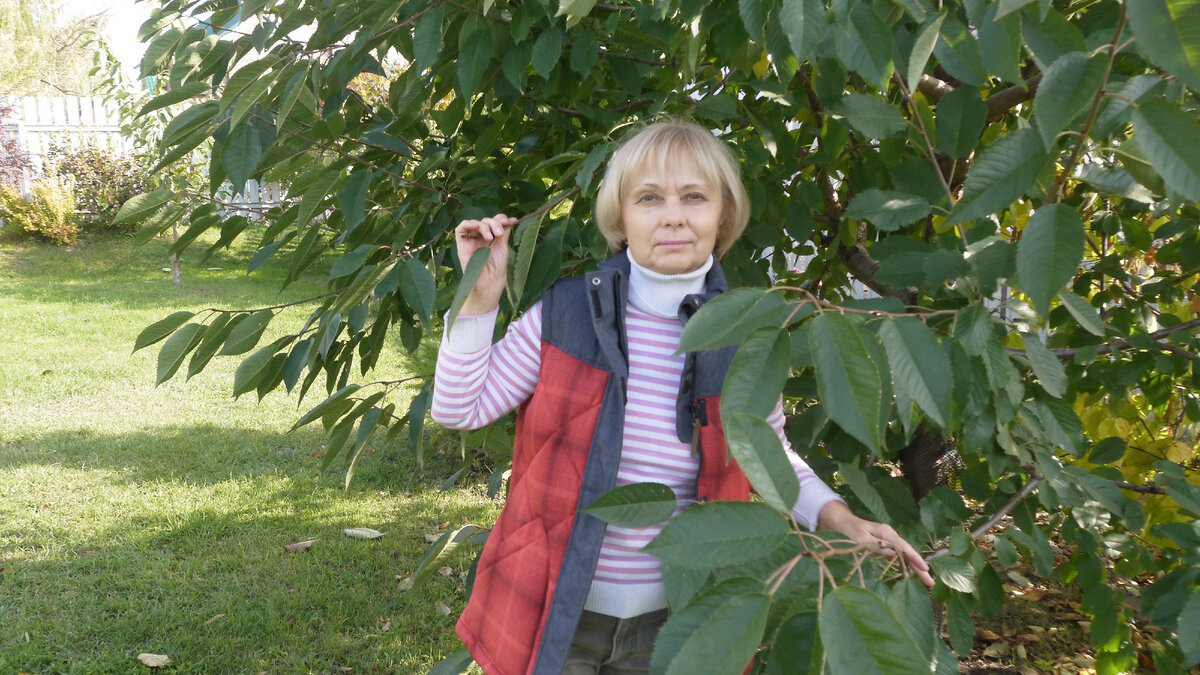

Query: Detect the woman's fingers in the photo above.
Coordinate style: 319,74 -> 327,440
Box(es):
456,214 -> 518,242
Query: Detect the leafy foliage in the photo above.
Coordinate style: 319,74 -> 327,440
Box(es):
0,99 -> 30,189
125,0 -> 1200,671
0,177 -> 79,245
47,141 -> 154,228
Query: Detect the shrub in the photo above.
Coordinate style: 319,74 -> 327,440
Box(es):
0,100 -> 30,189
47,141 -> 152,228
0,178 -> 80,245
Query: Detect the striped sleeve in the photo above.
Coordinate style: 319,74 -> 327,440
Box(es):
766,401 -> 845,530
430,302 -> 543,430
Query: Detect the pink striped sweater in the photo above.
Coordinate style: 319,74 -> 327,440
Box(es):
431,258 -> 842,618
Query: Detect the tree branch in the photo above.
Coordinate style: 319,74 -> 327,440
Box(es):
1016,317 -> 1200,360
838,243 -> 918,303
985,72 -> 1043,124
929,475 -> 1043,559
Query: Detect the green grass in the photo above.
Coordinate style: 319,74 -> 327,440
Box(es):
0,229 -> 499,673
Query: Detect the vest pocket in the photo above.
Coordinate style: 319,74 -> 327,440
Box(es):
460,518 -> 549,673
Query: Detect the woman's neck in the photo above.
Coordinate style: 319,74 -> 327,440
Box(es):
626,249 -> 712,319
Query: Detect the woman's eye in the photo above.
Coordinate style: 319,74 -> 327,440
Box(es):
637,193 -> 658,203
685,193 -> 706,201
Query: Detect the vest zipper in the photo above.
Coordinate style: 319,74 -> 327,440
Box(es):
690,397 -> 708,458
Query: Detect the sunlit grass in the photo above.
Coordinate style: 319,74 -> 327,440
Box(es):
0,230 -> 497,673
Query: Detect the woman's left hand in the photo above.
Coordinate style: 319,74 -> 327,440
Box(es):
817,501 -> 935,588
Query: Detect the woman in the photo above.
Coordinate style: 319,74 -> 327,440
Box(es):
431,120 -> 932,675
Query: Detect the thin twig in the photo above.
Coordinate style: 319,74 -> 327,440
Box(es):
929,475 -> 1043,558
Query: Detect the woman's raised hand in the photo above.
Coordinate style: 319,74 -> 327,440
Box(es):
455,213 -> 518,317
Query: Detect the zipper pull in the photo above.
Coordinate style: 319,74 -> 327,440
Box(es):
690,398 -> 707,457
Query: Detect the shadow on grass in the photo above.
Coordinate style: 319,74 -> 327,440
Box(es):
0,424 -> 492,673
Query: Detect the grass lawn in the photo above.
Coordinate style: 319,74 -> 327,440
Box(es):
0,229 -> 499,673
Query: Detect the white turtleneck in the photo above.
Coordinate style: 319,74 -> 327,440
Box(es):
625,249 -> 713,319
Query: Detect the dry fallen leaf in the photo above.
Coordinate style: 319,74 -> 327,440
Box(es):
437,566 -> 454,577
285,539 -> 315,552
204,613 -> 226,625
978,629 -> 1002,640
343,527 -> 385,539
137,653 -> 171,668
438,521 -> 450,529
982,642 -> 1010,657
396,576 -> 414,592
423,533 -> 441,543
381,621 -> 391,632
435,601 -> 452,616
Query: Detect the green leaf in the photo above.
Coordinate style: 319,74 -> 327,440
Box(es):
138,81 -> 209,116
650,578 -> 770,675
724,413 -> 799,513
936,86 -> 987,159
113,188 -> 177,226
845,189 -> 931,232
294,165 -> 343,231
456,24 -> 493,98
1015,203 -> 1085,316
557,0 -> 598,27
953,302 -> 993,356
722,326 -> 790,421
1074,164 -> 1157,203
219,310 -> 273,356
291,384 -> 361,431
678,289 -> 792,352
576,143 -> 610,193
837,462 -> 889,522
397,258 -> 436,329
1033,52 -> 1108,149
879,317 -> 952,428
1125,0 -> 1200,92
976,4 -> 1024,85
838,4 -> 893,90
946,128 -> 1048,225
781,0 -> 826,63
946,591 -> 974,654
338,171 -> 374,232
532,28 -> 563,80
580,482 -> 678,528
1177,590 -> 1200,666
222,124 -> 263,196
134,311 -> 196,352
447,247 -> 491,329
1088,437 -> 1127,464
887,578 -> 937,659
140,27 -> 182,76
330,245 -> 375,281
1131,100 -> 1200,201
187,312 -> 238,378
233,342 -> 278,397
156,323 -> 204,385
819,585 -> 930,675
217,56 -> 281,114
809,313 -> 884,452
427,649 -> 473,675
412,524 -> 481,590
739,0 -> 767,42
413,6 -> 443,70
929,556 -> 976,592
905,11 -> 946,88
1021,333 -> 1067,397
644,502 -> 791,568
933,18 -> 987,86
838,94 -> 909,140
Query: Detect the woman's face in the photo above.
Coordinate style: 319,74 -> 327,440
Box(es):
620,155 -> 723,275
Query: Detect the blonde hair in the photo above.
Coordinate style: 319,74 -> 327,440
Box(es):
594,120 -> 749,258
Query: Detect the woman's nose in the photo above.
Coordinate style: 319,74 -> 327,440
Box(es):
660,198 -> 684,226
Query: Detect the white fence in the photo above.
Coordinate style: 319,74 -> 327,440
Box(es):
2,95 -> 281,215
